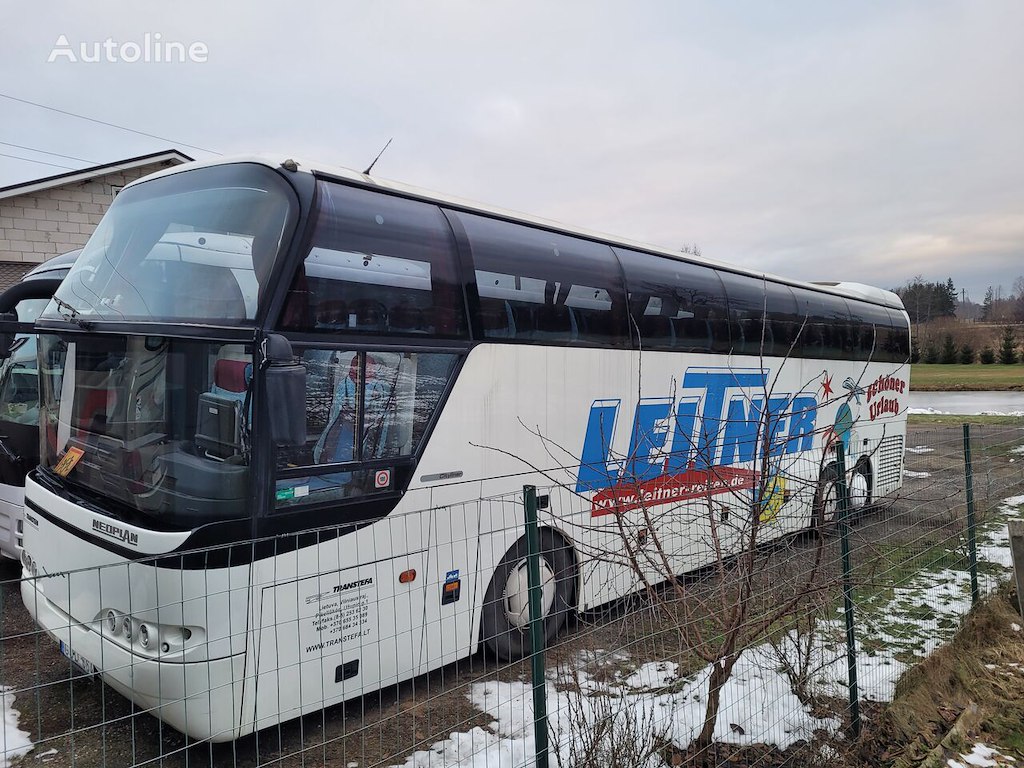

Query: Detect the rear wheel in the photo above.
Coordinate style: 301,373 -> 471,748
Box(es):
849,459 -> 873,514
481,531 -> 576,661
814,459 -> 873,532
812,463 -> 840,533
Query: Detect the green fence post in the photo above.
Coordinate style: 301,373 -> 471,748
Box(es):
523,485 -> 549,766
963,424 -> 980,605
835,447 -> 861,738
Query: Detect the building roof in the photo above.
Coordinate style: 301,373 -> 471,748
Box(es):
0,149 -> 193,201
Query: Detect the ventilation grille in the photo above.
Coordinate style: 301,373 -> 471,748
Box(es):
876,434 -> 904,487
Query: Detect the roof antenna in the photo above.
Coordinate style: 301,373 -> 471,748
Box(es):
363,138 -> 393,176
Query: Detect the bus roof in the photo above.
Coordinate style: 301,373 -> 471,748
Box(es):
124,155 -> 906,312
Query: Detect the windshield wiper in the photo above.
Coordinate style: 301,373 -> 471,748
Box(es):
0,435 -> 20,465
52,297 -> 93,330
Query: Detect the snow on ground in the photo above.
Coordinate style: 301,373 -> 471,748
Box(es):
0,688 -> 32,767
399,495 -> 1024,767
907,446 -> 936,454
908,407 -> 948,415
402,656 -> 841,767
948,742 -> 1018,767
904,470 -> 932,478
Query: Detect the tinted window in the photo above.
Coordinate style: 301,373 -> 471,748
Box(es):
280,183 -> 468,338
276,348 -> 458,508
452,212 -> 628,346
615,248 -> 729,352
885,307 -> 911,363
792,289 -> 851,360
720,273 -> 804,358
764,283 -> 801,358
849,301 -> 890,362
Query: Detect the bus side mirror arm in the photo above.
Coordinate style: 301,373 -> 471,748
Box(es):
262,334 -> 307,448
0,311 -> 17,360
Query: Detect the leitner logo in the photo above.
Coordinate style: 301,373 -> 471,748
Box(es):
576,368 -> 818,516
92,519 -> 139,547
333,577 -> 373,593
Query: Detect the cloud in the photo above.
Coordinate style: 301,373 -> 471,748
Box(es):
1,0 -> 1021,302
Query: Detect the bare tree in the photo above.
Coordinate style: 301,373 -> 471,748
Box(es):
477,312 -> 898,762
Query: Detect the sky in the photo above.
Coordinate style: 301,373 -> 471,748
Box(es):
1,1 -> 1021,304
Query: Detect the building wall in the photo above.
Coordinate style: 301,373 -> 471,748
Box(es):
0,160 -> 180,287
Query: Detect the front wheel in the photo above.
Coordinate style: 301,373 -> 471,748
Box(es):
481,531 -> 576,661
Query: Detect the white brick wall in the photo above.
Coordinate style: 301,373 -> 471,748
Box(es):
0,161 -> 180,266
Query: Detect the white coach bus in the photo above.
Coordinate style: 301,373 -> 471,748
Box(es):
19,157 -> 910,742
0,250 -> 77,559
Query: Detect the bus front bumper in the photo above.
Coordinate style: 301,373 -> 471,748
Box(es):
21,577 -> 248,743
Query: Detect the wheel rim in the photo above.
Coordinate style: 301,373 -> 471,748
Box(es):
849,472 -> 869,509
502,558 -> 556,628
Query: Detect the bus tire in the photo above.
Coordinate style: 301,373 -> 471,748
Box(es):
812,463 -> 840,533
850,459 -> 873,515
481,530 -> 576,661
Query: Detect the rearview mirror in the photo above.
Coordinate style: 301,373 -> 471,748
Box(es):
263,334 -> 306,447
0,311 -> 17,360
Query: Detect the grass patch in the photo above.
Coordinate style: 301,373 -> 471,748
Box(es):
855,540 -> 968,610
910,364 -> 1024,391
865,584 -> 1024,764
908,413 -> 1024,426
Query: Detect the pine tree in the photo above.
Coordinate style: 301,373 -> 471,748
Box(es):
998,326 -> 1018,364
979,346 -> 996,364
943,278 -> 957,316
923,344 -> 940,364
983,287 -> 994,321
940,334 -> 958,364
958,342 -> 975,364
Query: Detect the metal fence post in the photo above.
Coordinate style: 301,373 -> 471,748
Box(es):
1009,521 -> 1024,617
963,424 -> 980,605
835,447 -> 861,738
523,485 -> 549,766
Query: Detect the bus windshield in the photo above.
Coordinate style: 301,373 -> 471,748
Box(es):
41,163 -> 298,326
38,333 -> 253,528
0,297 -> 50,427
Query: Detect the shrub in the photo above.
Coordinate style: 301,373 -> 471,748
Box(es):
958,343 -> 975,364
923,344 -> 940,364
979,346 -> 996,364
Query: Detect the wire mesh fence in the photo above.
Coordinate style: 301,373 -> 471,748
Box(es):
0,420 -> 1021,767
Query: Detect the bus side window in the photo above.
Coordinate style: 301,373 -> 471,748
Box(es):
614,247 -> 728,353
886,308 -> 911,363
278,182 -> 468,339
274,349 -> 459,509
453,212 -> 630,347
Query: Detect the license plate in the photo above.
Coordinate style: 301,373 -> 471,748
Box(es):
59,640 -> 97,677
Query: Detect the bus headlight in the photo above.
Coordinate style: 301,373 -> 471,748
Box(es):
95,609 -> 201,656
105,610 -> 122,636
21,550 -> 37,578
